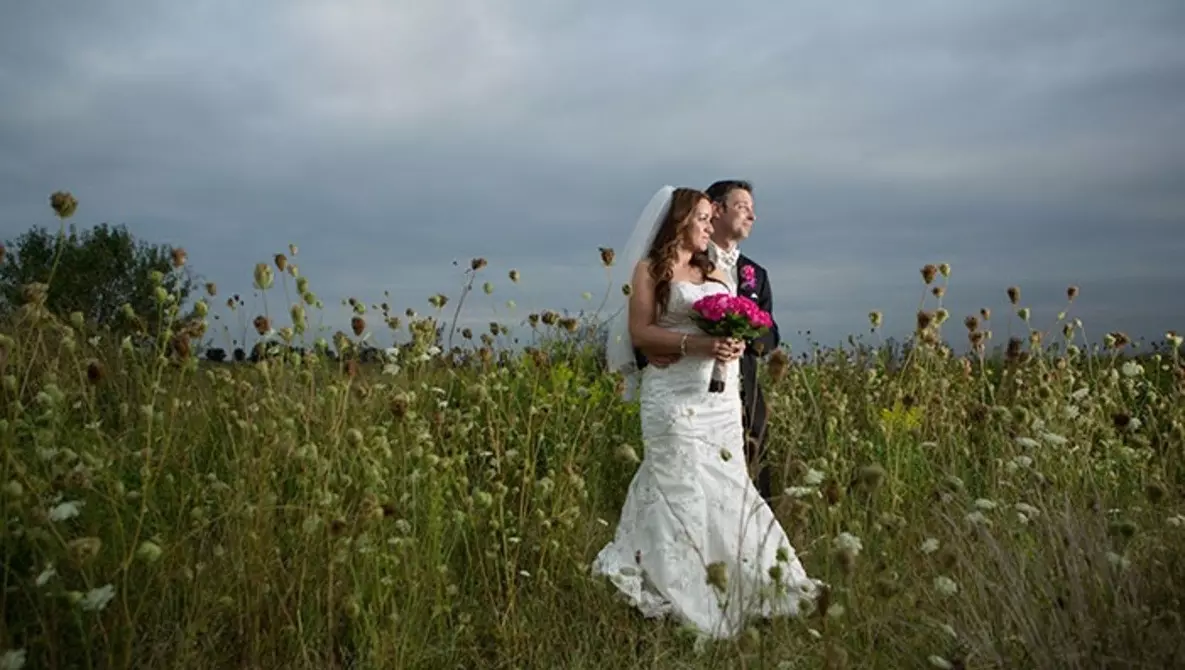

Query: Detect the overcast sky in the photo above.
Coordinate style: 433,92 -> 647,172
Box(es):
2,1 -> 1183,353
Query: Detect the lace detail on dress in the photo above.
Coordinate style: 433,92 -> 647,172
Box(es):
591,280 -> 818,639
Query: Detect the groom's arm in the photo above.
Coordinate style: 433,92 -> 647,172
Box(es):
750,264 -> 780,357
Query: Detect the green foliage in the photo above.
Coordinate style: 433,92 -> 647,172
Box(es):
0,222 -> 194,334
2,200 -> 1184,668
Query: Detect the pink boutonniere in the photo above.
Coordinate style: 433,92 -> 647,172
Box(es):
740,265 -> 757,290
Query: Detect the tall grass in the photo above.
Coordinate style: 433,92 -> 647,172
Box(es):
2,201 -> 1184,669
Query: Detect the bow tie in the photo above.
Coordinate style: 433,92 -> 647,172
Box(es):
714,245 -> 740,268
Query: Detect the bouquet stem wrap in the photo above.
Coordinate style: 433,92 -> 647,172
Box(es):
690,292 -> 774,395
709,361 -> 727,393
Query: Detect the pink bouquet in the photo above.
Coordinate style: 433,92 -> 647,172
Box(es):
690,293 -> 773,393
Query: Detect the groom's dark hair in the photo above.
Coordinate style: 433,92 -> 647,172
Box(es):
705,179 -> 752,204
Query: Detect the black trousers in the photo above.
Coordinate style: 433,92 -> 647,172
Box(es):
740,354 -> 772,500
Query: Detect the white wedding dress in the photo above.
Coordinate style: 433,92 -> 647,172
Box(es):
592,280 -> 818,639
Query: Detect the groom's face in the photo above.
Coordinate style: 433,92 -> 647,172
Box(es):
713,188 -> 755,241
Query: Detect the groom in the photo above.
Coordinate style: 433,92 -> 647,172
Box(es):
634,179 -> 781,500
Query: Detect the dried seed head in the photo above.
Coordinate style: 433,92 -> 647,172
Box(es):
938,262 -> 951,277
205,282 -> 217,297
351,316 -> 365,337
171,247 -> 187,268
1112,412 -> 1132,429
253,315 -> 270,336
22,283 -> 48,307
857,464 -> 886,490
1005,337 -> 1023,362
705,561 -> 728,590
1145,481 -> 1166,504
274,253 -> 287,271
1007,286 -> 1020,305
835,546 -> 857,574
86,360 -> 104,384
390,394 -> 409,419
50,191 -> 78,219
916,310 -> 934,332
599,247 -> 615,267
1066,285 -> 1079,301
964,315 -> 979,332
823,478 -> 843,506
768,348 -> 789,382
980,307 -> 991,321
560,317 -> 579,333
931,285 -> 945,298
868,311 -> 883,329
621,283 -> 632,296
254,263 -> 274,290
508,269 -> 520,282
169,333 -> 191,360
541,311 -> 559,326
461,327 -> 472,340
470,257 -> 487,271
921,264 -> 938,284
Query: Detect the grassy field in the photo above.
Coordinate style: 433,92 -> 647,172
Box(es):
2,249 -> 1185,669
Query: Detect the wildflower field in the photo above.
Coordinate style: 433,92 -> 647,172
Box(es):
3,226 -> 1185,669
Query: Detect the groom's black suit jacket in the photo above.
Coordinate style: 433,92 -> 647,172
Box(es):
633,254 -> 780,498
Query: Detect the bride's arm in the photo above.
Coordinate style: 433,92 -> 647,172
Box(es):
628,261 -> 709,356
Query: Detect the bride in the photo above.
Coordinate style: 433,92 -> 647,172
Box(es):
594,186 -> 818,639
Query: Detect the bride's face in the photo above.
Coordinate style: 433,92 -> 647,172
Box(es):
682,198 -> 714,252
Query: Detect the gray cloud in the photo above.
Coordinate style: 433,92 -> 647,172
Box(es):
2,0 -> 1183,352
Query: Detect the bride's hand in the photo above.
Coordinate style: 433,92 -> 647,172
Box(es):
705,337 -> 744,362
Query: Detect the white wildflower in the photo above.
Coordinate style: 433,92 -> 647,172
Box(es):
920,538 -> 940,554
784,486 -> 817,499
35,564 -> 56,587
1062,404 -> 1080,420
1040,432 -> 1067,446
1106,552 -> 1130,570
973,498 -> 998,511
1014,502 -> 1040,518
928,656 -> 953,669
0,649 -> 26,670
79,584 -> 115,612
1166,514 -> 1185,528
803,468 -> 825,486
833,532 -> 863,557
1005,455 -> 1033,473
48,500 -> 83,522
1071,387 -> 1089,401
965,511 -> 991,526
1120,361 -> 1142,378
934,575 -> 958,597
1015,436 -> 1040,449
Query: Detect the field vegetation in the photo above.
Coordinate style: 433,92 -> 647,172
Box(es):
2,193 -> 1184,669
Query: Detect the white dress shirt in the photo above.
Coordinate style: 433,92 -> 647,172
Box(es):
709,242 -> 741,292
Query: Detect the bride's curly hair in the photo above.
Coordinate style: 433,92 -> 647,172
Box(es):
646,187 -> 716,315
